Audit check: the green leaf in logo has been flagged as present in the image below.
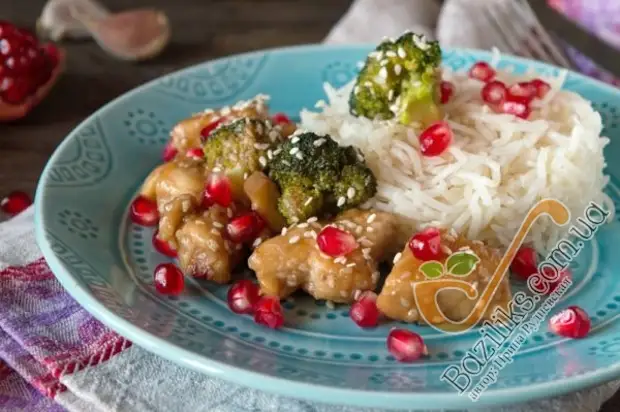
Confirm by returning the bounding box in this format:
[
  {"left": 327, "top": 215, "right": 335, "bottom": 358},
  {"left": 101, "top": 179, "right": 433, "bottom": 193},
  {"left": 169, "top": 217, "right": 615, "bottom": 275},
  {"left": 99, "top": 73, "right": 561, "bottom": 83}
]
[
  {"left": 446, "top": 252, "right": 480, "bottom": 277},
  {"left": 419, "top": 261, "right": 444, "bottom": 279}
]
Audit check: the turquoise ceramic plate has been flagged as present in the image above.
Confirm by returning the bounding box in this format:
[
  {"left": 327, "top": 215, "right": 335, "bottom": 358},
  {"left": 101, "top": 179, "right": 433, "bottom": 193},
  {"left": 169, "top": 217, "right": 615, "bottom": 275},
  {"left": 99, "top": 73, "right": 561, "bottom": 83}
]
[{"left": 35, "top": 45, "right": 620, "bottom": 410}]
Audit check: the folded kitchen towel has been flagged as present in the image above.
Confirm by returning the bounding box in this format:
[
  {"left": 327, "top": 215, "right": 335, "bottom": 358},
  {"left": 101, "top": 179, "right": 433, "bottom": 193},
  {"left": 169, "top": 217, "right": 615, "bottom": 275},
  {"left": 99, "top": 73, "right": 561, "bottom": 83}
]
[{"left": 2, "top": 1, "right": 620, "bottom": 411}]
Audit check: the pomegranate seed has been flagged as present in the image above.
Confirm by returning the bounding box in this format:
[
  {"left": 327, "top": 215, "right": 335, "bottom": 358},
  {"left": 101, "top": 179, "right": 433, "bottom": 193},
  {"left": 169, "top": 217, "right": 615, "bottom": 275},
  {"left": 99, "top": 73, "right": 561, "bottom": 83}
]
[
  {"left": 272, "top": 112, "right": 292, "bottom": 125},
  {"left": 468, "top": 61, "right": 495, "bottom": 82},
  {"left": 530, "top": 78, "right": 551, "bottom": 99},
  {"left": 418, "top": 121, "right": 452, "bottom": 157},
  {"left": 387, "top": 328, "right": 427, "bottom": 363},
  {"left": 203, "top": 173, "right": 232, "bottom": 207},
  {"left": 153, "top": 263, "right": 185, "bottom": 296},
  {"left": 544, "top": 268, "right": 572, "bottom": 295},
  {"left": 186, "top": 147, "right": 204, "bottom": 160},
  {"left": 200, "top": 118, "right": 223, "bottom": 141},
  {"left": 408, "top": 227, "right": 442, "bottom": 261},
  {"left": 317, "top": 226, "right": 358, "bottom": 257},
  {"left": 501, "top": 95, "right": 532, "bottom": 119},
  {"left": 227, "top": 280, "right": 261, "bottom": 314},
  {"left": 549, "top": 306, "right": 591, "bottom": 339},
  {"left": 152, "top": 230, "right": 177, "bottom": 258},
  {"left": 508, "top": 81, "right": 537, "bottom": 101},
  {"left": 162, "top": 141, "right": 177, "bottom": 162},
  {"left": 350, "top": 291, "right": 380, "bottom": 328},
  {"left": 41, "top": 43, "right": 60, "bottom": 67},
  {"left": 226, "top": 211, "right": 265, "bottom": 244},
  {"left": 254, "top": 296, "right": 284, "bottom": 329},
  {"left": 0, "top": 190, "right": 31, "bottom": 216},
  {"left": 130, "top": 195, "right": 159, "bottom": 226},
  {"left": 0, "top": 76, "right": 32, "bottom": 104},
  {"left": 510, "top": 246, "right": 538, "bottom": 280},
  {"left": 439, "top": 80, "right": 455, "bottom": 104},
  {"left": 481, "top": 80, "right": 507, "bottom": 105}
]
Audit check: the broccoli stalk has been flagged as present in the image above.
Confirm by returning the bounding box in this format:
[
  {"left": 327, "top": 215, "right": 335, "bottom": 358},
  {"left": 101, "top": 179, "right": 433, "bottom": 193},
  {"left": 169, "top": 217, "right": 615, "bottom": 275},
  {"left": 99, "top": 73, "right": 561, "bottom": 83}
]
[
  {"left": 349, "top": 32, "right": 443, "bottom": 126},
  {"left": 267, "top": 132, "right": 377, "bottom": 224}
]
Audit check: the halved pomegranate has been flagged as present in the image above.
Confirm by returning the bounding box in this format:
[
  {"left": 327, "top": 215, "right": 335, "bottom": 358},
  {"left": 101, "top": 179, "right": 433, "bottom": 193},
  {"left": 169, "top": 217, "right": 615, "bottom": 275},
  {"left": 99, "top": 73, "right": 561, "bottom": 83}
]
[
  {"left": 549, "top": 306, "right": 591, "bottom": 339},
  {"left": 203, "top": 173, "right": 232, "bottom": 207},
  {"left": 510, "top": 246, "right": 538, "bottom": 280},
  {"left": 1, "top": 190, "right": 32, "bottom": 216},
  {"left": 317, "top": 226, "right": 358, "bottom": 257},
  {"left": 130, "top": 195, "right": 159, "bottom": 226},
  {"left": 350, "top": 291, "right": 380, "bottom": 328},
  {"left": 387, "top": 328, "right": 427, "bottom": 362},
  {"left": 418, "top": 121, "right": 452, "bottom": 157},
  {"left": 227, "top": 280, "right": 261, "bottom": 314},
  {"left": 152, "top": 230, "right": 177, "bottom": 257},
  {"left": 439, "top": 81, "right": 454, "bottom": 104},
  {"left": 226, "top": 211, "right": 265, "bottom": 244},
  {"left": 408, "top": 227, "right": 443, "bottom": 262},
  {"left": 254, "top": 296, "right": 284, "bottom": 329},
  {"left": 0, "top": 21, "right": 65, "bottom": 122},
  {"left": 468, "top": 61, "right": 495, "bottom": 82}
]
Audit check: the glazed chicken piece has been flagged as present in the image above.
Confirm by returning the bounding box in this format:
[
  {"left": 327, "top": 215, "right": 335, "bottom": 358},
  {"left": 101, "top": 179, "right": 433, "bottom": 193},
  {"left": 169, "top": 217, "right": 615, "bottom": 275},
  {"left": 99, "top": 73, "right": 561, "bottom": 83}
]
[
  {"left": 377, "top": 231, "right": 512, "bottom": 325},
  {"left": 248, "top": 209, "right": 398, "bottom": 303},
  {"left": 170, "top": 95, "right": 296, "bottom": 153},
  {"left": 175, "top": 205, "right": 242, "bottom": 283}
]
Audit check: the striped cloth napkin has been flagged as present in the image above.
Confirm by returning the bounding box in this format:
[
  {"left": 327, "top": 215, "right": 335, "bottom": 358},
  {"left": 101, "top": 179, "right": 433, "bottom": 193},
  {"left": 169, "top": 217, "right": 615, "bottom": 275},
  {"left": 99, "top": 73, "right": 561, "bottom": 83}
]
[{"left": 2, "top": 0, "right": 620, "bottom": 411}]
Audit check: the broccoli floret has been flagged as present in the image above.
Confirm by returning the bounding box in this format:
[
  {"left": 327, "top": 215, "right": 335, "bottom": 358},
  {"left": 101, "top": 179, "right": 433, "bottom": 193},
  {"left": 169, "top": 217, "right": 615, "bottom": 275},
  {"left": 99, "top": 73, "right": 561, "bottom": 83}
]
[
  {"left": 267, "top": 132, "right": 377, "bottom": 224},
  {"left": 350, "top": 31, "right": 443, "bottom": 126},
  {"left": 203, "top": 118, "right": 283, "bottom": 176}
]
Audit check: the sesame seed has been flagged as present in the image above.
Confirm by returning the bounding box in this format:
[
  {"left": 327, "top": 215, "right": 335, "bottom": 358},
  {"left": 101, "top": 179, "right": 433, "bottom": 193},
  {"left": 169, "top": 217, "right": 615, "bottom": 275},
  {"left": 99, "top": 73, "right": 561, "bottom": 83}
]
[
  {"left": 289, "top": 235, "right": 300, "bottom": 244},
  {"left": 458, "top": 246, "right": 471, "bottom": 251},
  {"left": 441, "top": 245, "right": 453, "bottom": 255},
  {"left": 267, "top": 149, "right": 273, "bottom": 160},
  {"left": 376, "top": 51, "right": 384, "bottom": 60},
  {"left": 259, "top": 156, "right": 267, "bottom": 167},
  {"left": 212, "top": 222, "right": 223, "bottom": 228},
  {"left": 337, "top": 197, "right": 346, "bottom": 207},
  {"left": 273, "top": 148, "right": 282, "bottom": 156},
  {"left": 268, "top": 130, "right": 279, "bottom": 141},
  {"left": 310, "top": 231, "right": 317, "bottom": 239},
  {"left": 393, "top": 252, "right": 402, "bottom": 264},
  {"left": 354, "top": 85, "right": 360, "bottom": 94},
  {"left": 379, "top": 67, "right": 388, "bottom": 79},
  {"left": 407, "top": 309, "right": 419, "bottom": 319},
  {"left": 297, "top": 222, "right": 309, "bottom": 228},
  {"left": 303, "top": 231, "right": 313, "bottom": 238},
  {"left": 371, "top": 271, "right": 380, "bottom": 283},
  {"left": 243, "top": 172, "right": 249, "bottom": 179},
  {"left": 212, "top": 167, "right": 221, "bottom": 173},
  {"left": 304, "top": 197, "right": 314, "bottom": 207},
  {"left": 334, "top": 256, "right": 346, "bottom": 265},
  {"left": 444, "top": 234, "right": 456, "bottom": 242},
  {"left": 364, "top": 81, "right": 373, "bottom": 88},
  {"left": 387, "top": 89, "right": 394, "bottom": 101},
  {"left": 282, "top": 160, "right": 291, "bottom": 166},
  {"left": 347, "top": 187, "right": 356, "bottom": 199},
  {"left": 357, "top": 153, "right": 364, "bottom": 162},
  {"left": 295, "top": 152, "right": 304, "bottom": 160},
  {"left": 286, "top": 278, "right": 297, "bottom": 287},
  {"left": 360, "top": 238, "right": 374, "bottom": 247},
  {"left": 313, "top": 138, "right": 326, "bottom": 147},
  {"left": 394, "top": 64, "right": 402, "bottom": 75},
  {"left": 380, "top": 59, "right": 389, "bottom": 66},
  {"left": 346, "top": 262, "right": 356, "bottom": 268},
  {"left": 355, "top": 226, "right": 363, "bottom": 235},
  {"left": 291, "top": 216, "right": 299, "bottom": 223},
  {"left": 366, "top": 226, "right": 374, "bottom": 233},
  {"left": 281, "top": 227, "right": 288, "bottom": 236},
  {"left": 252, "top": 238, "right": 263, "bottom": 248},
  {"left": 473, "top": 281, "right": 479, "bottom": 290},
  {"left": 362, "top": 247, "right": 371, "bottom": 256},
  {"left": 254, "top": 143, "right": 270, "bottom": 150},
  {"left": 326, "top": 301, "right": 335, "bottom": 309},
  {"left": 400, "top": 297, "right": 410, "bottom": 307},
  {"left": 353, "top": 290, "right": 362, "bottom": 300},
  {"left": 307, "top": 217, "right": 318, "bottom": 223},
  {"left": 290, "top": 147, "right": 299, "bottom": 155},
  {"left": 211, "top": 228, "right": 220, "bottom": 235},
  {"left": 386, "top": 51, "right": 397, "bottom": 58},
  {"left": 366, "top": 214, "right": 377, "bottom": 224},
  {"left": 340, "top": 290, "right": 348, "bottom": 298},
  {"left": 291, "top": 136, "right": 300, "bottom": 144},
  {"left": 220, "top": 106, "right": 231, "bottom": 116}
]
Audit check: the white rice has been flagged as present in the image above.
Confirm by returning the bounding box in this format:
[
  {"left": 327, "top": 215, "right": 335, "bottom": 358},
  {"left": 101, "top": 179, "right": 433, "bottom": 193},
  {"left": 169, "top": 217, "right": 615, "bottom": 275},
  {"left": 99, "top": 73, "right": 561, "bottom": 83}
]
[{"left": 300, "top": 65, "right": 614, "bottom": 252}]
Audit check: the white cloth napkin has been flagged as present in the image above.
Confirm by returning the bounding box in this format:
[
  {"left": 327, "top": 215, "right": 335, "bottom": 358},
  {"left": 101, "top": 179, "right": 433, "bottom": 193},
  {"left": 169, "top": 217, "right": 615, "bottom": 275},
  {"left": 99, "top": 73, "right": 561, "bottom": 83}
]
[{"left": 2, "top": 1, "right": 620, "bottom": 411}]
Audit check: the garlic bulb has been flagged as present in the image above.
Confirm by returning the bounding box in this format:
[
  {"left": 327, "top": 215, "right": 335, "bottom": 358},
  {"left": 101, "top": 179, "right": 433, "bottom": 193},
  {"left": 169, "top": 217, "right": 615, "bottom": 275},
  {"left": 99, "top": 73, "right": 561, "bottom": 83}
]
[{"left": 37, "top": 0, "right": 110, "bottom": 41}]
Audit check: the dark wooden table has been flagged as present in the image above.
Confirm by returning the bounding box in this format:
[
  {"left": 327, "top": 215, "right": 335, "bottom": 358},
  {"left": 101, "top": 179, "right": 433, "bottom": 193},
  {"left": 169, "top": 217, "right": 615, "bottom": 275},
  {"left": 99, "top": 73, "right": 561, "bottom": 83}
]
[{"left": 1, "top": 0, "right": 619, "bottom": 410}]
